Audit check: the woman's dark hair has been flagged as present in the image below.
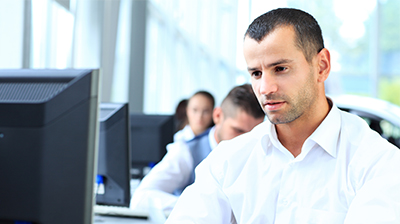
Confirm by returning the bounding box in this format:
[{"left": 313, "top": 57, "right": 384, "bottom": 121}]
[{"left": 174, "top": 99, "right": 188, "bottom": 132}]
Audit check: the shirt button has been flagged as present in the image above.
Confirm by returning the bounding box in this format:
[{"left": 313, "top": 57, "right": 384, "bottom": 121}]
[{"left": 281, "top": 198, "right": 289, "bottom": 206}]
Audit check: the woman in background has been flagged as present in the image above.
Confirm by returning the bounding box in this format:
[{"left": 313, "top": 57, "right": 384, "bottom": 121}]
[{"left": 173, "top": 91, "right": 214, "bottom": 142}]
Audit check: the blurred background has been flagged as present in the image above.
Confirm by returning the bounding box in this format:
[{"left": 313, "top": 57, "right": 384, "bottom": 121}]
[{"left": 1, "top": 0, "right": 399, "bottom": 114}]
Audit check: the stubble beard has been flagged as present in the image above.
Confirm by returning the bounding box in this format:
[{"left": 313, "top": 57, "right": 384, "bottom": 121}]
[{"left": 263, "top": 70, "right": 317, "bottom": 125}]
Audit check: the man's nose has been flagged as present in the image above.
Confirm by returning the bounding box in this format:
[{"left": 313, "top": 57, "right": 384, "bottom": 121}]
[{"left": 259, "top": 73, "right": 278, "bottom": 96}]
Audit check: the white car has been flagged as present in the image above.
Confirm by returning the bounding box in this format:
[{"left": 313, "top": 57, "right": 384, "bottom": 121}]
[{"left": 332, "top": 94, "right": 400, "bottom": 149}]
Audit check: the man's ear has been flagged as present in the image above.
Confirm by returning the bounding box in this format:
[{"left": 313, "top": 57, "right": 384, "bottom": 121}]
[
  {"left": 316, "top": 48, "right": 331, "bottom": 83},
  {"left": 213, "top": 107, "right": 223, "bottom": 125}
]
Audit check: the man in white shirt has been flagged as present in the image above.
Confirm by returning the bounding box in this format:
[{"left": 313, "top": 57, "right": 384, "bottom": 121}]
[
  {"left": 166, "top": 8, "right": 400, "bottom": 223},
  {"left": 130, "top": 84, "right": 265, "bottom": 213}
]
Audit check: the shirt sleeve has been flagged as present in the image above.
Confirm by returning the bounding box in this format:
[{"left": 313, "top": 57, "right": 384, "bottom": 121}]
[
  {"left": 165, "top": 153, "right": 235, "bottom": 224},
  {"left": 130, "top": 141, "right": 194, "bottom": 212},
  {"left": 344, "top": 145, "right": 400, "bottom": 224}
]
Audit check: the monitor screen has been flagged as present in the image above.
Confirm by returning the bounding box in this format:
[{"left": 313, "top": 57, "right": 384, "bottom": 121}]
[
  {"left": 130, "top": 114, "right": 174, "bottom": 178},
  {"left": 0, "top": 69, "right": 99, "bottom": 224},
  {"left": 96, "top": 103, "right": 131, "bottom": 207}
]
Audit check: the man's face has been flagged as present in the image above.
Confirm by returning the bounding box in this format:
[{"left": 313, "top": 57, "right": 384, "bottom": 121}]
[
  {"left": 243, "top": 26, "right": 319, "bottom": 125},
  {"left": 215, "top": 109, "right": 264, "bottom": 143}
]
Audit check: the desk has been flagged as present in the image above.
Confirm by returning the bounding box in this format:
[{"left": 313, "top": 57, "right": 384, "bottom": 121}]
[
  {"left": 94, "top": 215, "right": 160, "bottom": 224},
  {"left": 92, "top": 179, "right": 166, "bottom": 224}
]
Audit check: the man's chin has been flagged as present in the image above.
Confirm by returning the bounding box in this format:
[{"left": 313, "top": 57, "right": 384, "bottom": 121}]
[{"left": 266, "top": 114, "right": 289, "bottom": 125}]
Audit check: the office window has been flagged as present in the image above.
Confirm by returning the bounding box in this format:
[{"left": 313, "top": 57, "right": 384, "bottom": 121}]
[
  {"left": 143, "top": 0, "right": 239, "bottom": 114},
  {"left": 3, "top": 0, "right": 398, "bottom": 113},
  {"left": 379, "top": 0, "right": 400, "bottom": 105},
  {"left": 31, "top": 0, "right": 74, "bottom": 68},
  {"left": 0, "top": 0, "right": 24, "bottom": 68}
]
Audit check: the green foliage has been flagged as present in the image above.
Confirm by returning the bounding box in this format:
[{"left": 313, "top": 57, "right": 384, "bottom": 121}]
[
  {"left": 379, "top": 77, "right": 400, "bottom": 106},
  {"left": 380, "top": 0, "right": 400, "bottom": 52}
]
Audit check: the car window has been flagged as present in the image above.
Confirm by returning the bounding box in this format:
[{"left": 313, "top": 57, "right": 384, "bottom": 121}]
[
  {"left": 358, "top": 116, "right": 400, "bottom": 149},
  {"left": 380, "top": 120, "right": 400, "bottom": 148}
]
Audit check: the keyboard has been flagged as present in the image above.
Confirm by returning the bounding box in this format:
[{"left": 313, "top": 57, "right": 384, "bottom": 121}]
[{"left": 93, "top": 204, "right": 149, "bottom": 219}]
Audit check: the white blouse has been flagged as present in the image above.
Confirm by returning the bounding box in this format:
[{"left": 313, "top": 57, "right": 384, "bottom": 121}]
[{"left": 173, "top": 125, "right": 195, "bottom": 142}]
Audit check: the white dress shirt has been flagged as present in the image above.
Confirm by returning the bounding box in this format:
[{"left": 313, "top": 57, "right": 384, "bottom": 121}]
[
  {"left": 173, "top": 125, "right": 195, "bottom": 142},
  {"left": 130, "top": 126, "right": 217, "bottom": 213},
  {"left": 166, "top": 103, "right": 400, "bottom": 224}
]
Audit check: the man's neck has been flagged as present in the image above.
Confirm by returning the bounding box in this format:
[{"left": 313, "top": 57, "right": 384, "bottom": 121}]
[{"left": 275, "top": 97, "right": 332, "bottom": 157}]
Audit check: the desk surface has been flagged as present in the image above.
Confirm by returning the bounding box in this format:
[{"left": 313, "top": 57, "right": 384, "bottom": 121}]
[
  {"left": 94, "top": 215, "right": 160, "bottom": 224},
  {"left": 92, "top": 179, "right": 165, "bottom": 224}
]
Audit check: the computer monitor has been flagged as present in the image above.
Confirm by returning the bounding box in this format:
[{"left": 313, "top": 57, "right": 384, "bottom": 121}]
[
  {"left": 130, "top": 114, "right": 174, "bottom": 178},
  {"left": 0, "top": 69, "right": 99, "bottom": 224},
  {"left": 96, "top": 103, "right": 131, "bottom": 207}
]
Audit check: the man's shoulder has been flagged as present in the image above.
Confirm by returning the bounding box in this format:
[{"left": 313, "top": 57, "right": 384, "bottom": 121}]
[
  {"left": 197, "top": 122, "right": 269, "bottom": 184},
  {"left": 339, "top": 109, "right": 393, "bottom": 149},
  {"left": 223, "top": 122, "right": 267, "bottom": 146},
  {"left": 186, "top": 128, "right": 210, "bottom": 143},
  {"left": 184, "top": 128, "right": 211, "bottom": 151},
  {"left": 209, "top": 122, "right": 268, "bottom": 161},
  {"left": 338, "top": 109, "right": 400, "bottom": 168}
]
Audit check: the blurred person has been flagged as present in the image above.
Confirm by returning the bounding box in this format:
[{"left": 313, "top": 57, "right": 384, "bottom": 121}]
[
  {"left": 130, "top": 84, "right": 265, "bottom": 213},
  {"left": 173, "top": 99, "right": 188, "bottom": 133},
  {"left": 166, "top": 8, "right": 400, "bottom": 223},
  {"left": 174, "top": 91, "right": 214, "bottom": 142}
]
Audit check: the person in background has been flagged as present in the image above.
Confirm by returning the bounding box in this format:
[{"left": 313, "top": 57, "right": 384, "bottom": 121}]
[
  {"left": 173, "top": 91, "right": 214, "bottom": 142},
  {"left": 173, "top": 99, "right": 188, "bottom": 134},
  {"left": 165, "top": 8, "right": 400, "bottom": 223},
  {"left": 130, "top": 84, "right": 265, "bottom": 213}
]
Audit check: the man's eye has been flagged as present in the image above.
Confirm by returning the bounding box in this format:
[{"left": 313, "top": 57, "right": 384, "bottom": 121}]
[
  {"left": 234, "top": 128, "right": 245, "bottom": 134},
  {"left": 275, "top": 67, "right": 287, "bottom": 72},
  {"left": 251, "top": 71, "right": 262, "bottom": 78}
]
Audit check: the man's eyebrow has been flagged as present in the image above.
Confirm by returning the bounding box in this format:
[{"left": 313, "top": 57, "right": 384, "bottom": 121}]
[
  {"left": 247, "top": 59, "right": 293, "bottom": 71},
  {"left": 233, "top": 126, "right": 246, "bottom": 134},
  {"left": 267, "top": 59, "right": 293, "bottom": 68},
  {"left": 247, "top": 67, "right": 258, "bottom": 72}
]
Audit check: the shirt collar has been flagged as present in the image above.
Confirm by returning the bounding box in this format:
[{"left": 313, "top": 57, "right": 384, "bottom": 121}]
[
  {"left": 209, "top": 126, "right": 218, "bottom": 150},
  {"left": 307, "top": 98, "right": 341, "bottom": 158},
  {"left": 262, "top": 97, "right": 341, "bottom": 158}
]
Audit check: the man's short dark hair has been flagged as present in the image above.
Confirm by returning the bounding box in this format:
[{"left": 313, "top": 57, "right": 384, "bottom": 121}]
[
  {"left": 245, "top": 8, "right": 324, "bottom": 63},
  {"left": 221, "top": 84, "right": 265, "bottom": 119}
]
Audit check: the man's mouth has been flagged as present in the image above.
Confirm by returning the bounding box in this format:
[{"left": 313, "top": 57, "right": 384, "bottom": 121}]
[{"left": 264, "top": 101, "right": 285, "bottom": 111}]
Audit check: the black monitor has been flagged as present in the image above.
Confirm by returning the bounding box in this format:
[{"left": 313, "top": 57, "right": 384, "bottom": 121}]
[
  {"left": 0, "top": 69, "right": 99, "bottom": 224},
  {"left": 96, "top": 103, "right": 131, "bottom": 207},
  {"left": 130, "top": 114, "right": 174, "bottom": 178}
]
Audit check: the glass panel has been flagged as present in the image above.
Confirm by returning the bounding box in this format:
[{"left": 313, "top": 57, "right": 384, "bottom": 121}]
[
  {"left": 31, "top": 0, "right": 74, "bottom": 68},
  {"left": 51, "top": 2, "right": 74, "bottom": 68},
  {"left": 31, "top": 0, "right": 49, "bottom": 68},
  {"left": 144, "top": 15, "right": 163, "bottom": 113},
  {"left": 0, "top": 0, "right": 24, "bottom": 68},
  {"left": 378, "top": 0, "right": 400, "bottom": 106},
  {"left": 143, "top": 0, "right": 239, "bottom": 114}
]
